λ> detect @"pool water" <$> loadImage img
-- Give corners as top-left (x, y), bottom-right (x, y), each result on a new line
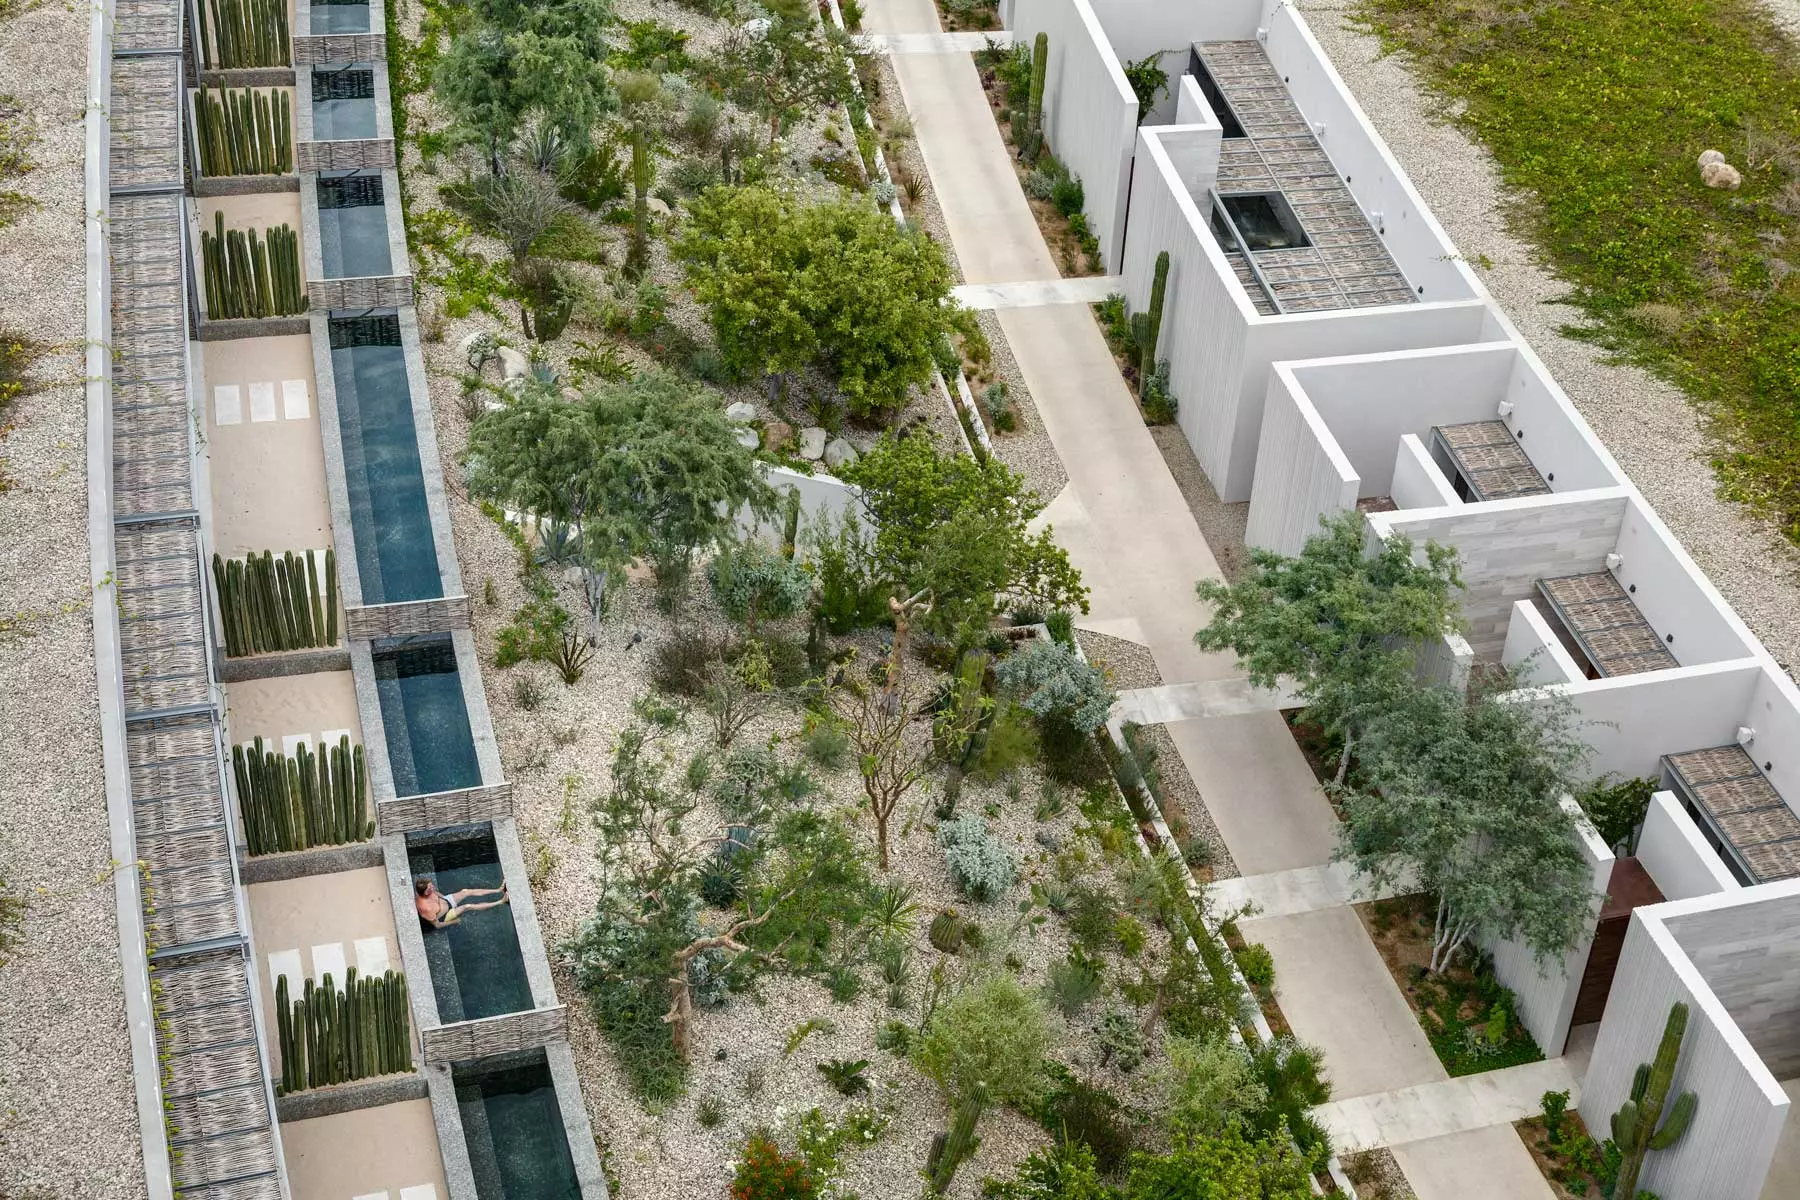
top-left (455, 1057), bottom-right (581, 1200)
top-left (310, 0), bottom-right (371, 33)
top-left (312, 69), bottom-right (378, 141)
top-left (373, 636), bottom-right (479, 797)
top-left (317, 173), bottom-right (392, 278)
top-left (330, 315), bottom-right (441, 605)
top-left (410, 829), bottom-right (534, 1024)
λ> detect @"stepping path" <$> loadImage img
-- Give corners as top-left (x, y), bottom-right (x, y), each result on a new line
top-left (1315, 1058), bottom-right (1580, 1153)
top-left (1207, 860), bottom-right (1413, 921)
top-left (952, 275), bottom-right (1125, 310)
top-left (863, 4), bottom-right (1561, 1195)
top-left (1113, 677), bottom-right (1298, 724)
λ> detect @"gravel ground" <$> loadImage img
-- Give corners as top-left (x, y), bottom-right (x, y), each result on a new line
top-left (975, 308), bottom-right (1066, 500)
top-left (0, 2), bottom-right (146, 1196)
top-left (1303, 0), bottom-right (1800, 677)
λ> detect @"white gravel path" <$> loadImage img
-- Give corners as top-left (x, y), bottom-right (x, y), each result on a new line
top-left (1301, 0), bottom-right (1800, 678)
top-left (0, 1), bottom-right (146, 1195)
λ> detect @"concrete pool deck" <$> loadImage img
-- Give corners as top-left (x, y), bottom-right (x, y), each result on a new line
top-left (281, 1097), bottom-right (448, 1200)
top-left (202, 333), bottom-right (333, 556)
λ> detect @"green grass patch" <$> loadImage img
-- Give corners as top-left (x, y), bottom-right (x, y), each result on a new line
top-left (1358, 0), bottom-right (1800, 544)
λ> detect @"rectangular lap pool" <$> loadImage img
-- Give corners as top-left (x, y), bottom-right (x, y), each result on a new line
top-left (312, 69), bottom-right (378, 141)
top-left (373, 635), bottom-right (479, 797)
top-left (316, 172), bottom-right (392, 278)
top-left (455, 1053), bottom-right (581, 1200)
top-left (409, 827), bottom-right (534, 1023)
top-left (309, 0), bottom-right (371, 33)
top-left (330, 315), bottom-right (442, 605)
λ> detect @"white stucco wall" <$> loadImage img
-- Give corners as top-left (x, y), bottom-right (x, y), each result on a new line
top-left (1638, 792), bottom-right (1741, 902)
top-left (1390, 434), bottom-right (1460, 511)
top-left (1243, 365), bottom-right (1358, 554)
top-left (1482, 796), bottom-right (1612, 1057)
top-left (1582, 899), bottom-right (1791, 1200)
top-left (1609, 498), bottom-right (1758, 668)
top-left (1535, 660), bottom-right (1765, 780)
top-left (1501, 349), bottom-right (1622, 493)
top-left (1012, 0), bottom-right (1138, 272)
top-left (1502, 599), bottom-right (1585, 686)
top-left (1745, 666), bottom-right (1800, 806)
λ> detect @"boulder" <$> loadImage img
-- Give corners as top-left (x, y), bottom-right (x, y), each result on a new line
top-left (734, 427), bottom-right (760, 450)
top-left (725, 401), bottom-right (758, 424)
top-left (1701, 160), bottom-right (1743, 190)
top-left (799, 426), bottom-right (828, 461)
top-left (1697, 148), bottom-right (1726, 168)
top-left (647, 196), bottom-right (673, 217)
top-left (823, 437), bottom-right (859, 470)
top-left (496, 346), bottom-right (530, 380)
top-left (763, 420), bottom-right (794, 451)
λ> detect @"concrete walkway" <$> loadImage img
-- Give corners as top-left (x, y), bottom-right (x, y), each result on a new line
top-left (952, 275), bottom-right (1124, 310)
top-left (1316, 1057), bottom-right (1580, 1153)
top-left (1208, 861), bottom-right (1411, 921)
top-left (857, 29), bottom-right (1014, 53)
top-left (1114, 677), bottom-right (1298, 724)
top-left (865, 4), bottom-right (1557, 1194)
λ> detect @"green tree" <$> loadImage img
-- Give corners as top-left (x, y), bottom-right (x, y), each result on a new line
top-left (435, 0), bottom-right (617, 175)
top-left (675, 187), bottom-right (960, 415)
top-left (1155, 1034), bottom-right (1269, 1140)
top-left (1338, 672), bottom-right (1598, 974)
top-left (1120, 1132), bottom-right (1313, 1200)
top-left (841, 435), bottom-right (1087, 638)
top-left (915, 973), bottom-right (1051, 1192)
top-left (720, 0), bottom-right (856, 145)
top-left (1195, 510), bottom-right (1463, 784)
top-left (465, 371), bottom-right (770, 622)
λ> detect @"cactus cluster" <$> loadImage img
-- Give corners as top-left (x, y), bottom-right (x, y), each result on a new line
top-left (197, 0), bottom-right (291, 70)
top-left (275, 968), bottom-right (412, 1094)
top-left (201, 212), bottom-right (306, 320)
top-left (1609, 1001), bottom-right (1698, 1200)
top-left (233, 734), bottom-right (371, 856)
top-left (194, 85), bottom-right (293, 178)
top-left (927, 1088), bottom-right (985, 1193)
top-left (213, 548), bottom-right (337, 656)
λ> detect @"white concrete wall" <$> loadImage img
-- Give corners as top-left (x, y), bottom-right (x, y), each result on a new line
top-left (1610, 498), bottom-right (1758, 668)
top-left (1370, 490), bottom-right (1630, 658)
top-left (1537, 660), bottom-right (1765, 781)
top-left (1483, 796), bottom-right (1612, 1057)
top-left (1745, 666), bottom-right (1800, 807)
top-left (739, 466), bottom-right (855, 559)
top-left (1418, 630), bottom-right (1474, 691)
top-left (1582, 906), bottom-right (1789, 1200)
top-left (1013, 0), bottom-right (1138, 272)
top-left (1639, 791), bottom-right (1741, 902)
top-left (1244, 365), bottom-right (1359, 554)
top-left (1502, 599), bottom-right (1585, 686)
top-left (1154, 119), bottom-right (1222, 192)
top-left (1501, 350), bottom-right (1621, 493)
top-left (1262, 4), bottom-right (1479, 306)
top-left (1084, 0), bottom-right (1258, 126)
top-left (1390, 434), bottom-right (1460, 510)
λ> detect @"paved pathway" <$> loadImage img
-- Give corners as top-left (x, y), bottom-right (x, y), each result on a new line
top-left (1114, 677), bottom-right (1297, 724)
top-left (1316, 1058), bottom-right (1579, 1153)
top-left (865, 5), bottom-right (1558, 1194)
top-left (1208, 861), bottom-right (1411, 921)
top-left (952, 275), bottom-right (1124, 310)
top-left (857, 29), bottom-right (1014, 53)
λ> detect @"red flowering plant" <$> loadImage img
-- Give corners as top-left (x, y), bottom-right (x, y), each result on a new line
top-left (731, 1132), bottom-right (819, 1200)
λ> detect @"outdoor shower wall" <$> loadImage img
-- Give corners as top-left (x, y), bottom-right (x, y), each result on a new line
top-left (1610, 499), bottom-right (1759, 668)
top-left (1011, 0), bottom-right (1137, 271)
top-left (1637, 791), bottom-right (1742, 902)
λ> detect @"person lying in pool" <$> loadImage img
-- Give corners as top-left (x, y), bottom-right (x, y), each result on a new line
top-left (414, 877), bottom-right (508, 928)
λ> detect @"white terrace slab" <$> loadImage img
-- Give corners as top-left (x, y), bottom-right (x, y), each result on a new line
top-left (858, 30), bottom-right (1015, 54)
top-left (952, 276), bottom-right (1124, 310)
top-left (1314, 1057), bottom-right (1580, 1152)
top-left (1113, 677), bottom-right (1299, 725)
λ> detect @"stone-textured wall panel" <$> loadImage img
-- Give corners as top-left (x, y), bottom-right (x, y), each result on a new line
top-left (376, 783), bottom-right (515, 835)
top-left (419, 1006), bottom-right (567, 1066)
top-left (293, 33), bottom-right (386, 65)
top-left (344, 595), bottom-right (470, 640)
top-left (296, 138), bottom-right (396, 172)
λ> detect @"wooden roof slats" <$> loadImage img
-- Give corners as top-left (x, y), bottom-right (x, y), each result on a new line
top-left (1536, 571), bottom-right (1679, 677)
top-left (1665, 746), bottom-right (1800, 884)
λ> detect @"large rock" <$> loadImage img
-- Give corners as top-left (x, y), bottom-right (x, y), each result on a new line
top-left (1701, 160), bottom-right (1743, 190)
top-left (763, 420), bottom-right (794, 452)
top-left (1697, 148), bottom-right (1726, 168)
top-left (734, 427), bottom-right (760, 450)
top-left (726, 401), bottom-right (758, 424)
top-left (823, 437), bottom-right (859, 471)
top-left (647, 196), bottom-right (673, 217)
top-left (497, 346), bottom-right (530, 380)
top-left (799, 426), bottom-right (828, 461)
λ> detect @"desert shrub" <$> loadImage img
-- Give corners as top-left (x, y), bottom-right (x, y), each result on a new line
top-left (938, 815), bottom-right (1018, 901)
top-left (810, 512), bottom-right (890, 634)
top-left (1051, 173), bottom-right (1085, 218)
top-left (876, 1019), bottom-right (913, 1054)
top-left (1097, 1007), bottom-right (1145, 1072)
top-left (997, 639), bottom-right (1114, 733)
top-left (494, 578), bottom-right (572, 668)
top-left (1140, 359), bottom-right (1177, 425)
top-left (669, 156), bottom-right (722, 196)
top-left (732, 1132), bottom-right (819, 1200)
top-left (1044, 949), bottom-right (1104, 1017)
top-left (1234, 942), bottom-right (1275, 989)
top-left (1036, 1067), bottom-right (1134, 1175)
top-left (973, 701), bottom-right (1038, 780)
top-left (802, 712), bottom-right (850, 767)
top-left (711, 744), bottom-right (779, 823)
top-left (1066, 884), bottom-right (1119, 953)
top-left (651, 629), bottom-right (728, 696)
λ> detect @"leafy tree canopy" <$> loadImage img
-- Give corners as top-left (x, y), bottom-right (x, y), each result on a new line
top-left (675, 186), bottom-right (960, 415)
top-left (914, 972), bottom-right (1050, 1108)
top-left (465, 369), bottom-right (771, 587)
top-left (840, 434), bottom-right (1087, 637)
top-left (1195, 510), bottom-right (1463, 782)
top-left (1338, 673), bottom-right (1598, 973)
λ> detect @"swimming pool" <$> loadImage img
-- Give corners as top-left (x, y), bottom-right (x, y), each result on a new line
top-left (330, 315), bottom-right (441, 605)
top-left (373, 635), bottom-right (479, 797)
top-left (316, 173), bottom-right (392, 279)
top-left (311, 69), bottom-right (378, 141)
top-left (455, 1053), bottom-right (581, 1200)
top-left (409, 828), bottom-right (534, 1024)
top-left (309, 0), bottom-right (371, 33)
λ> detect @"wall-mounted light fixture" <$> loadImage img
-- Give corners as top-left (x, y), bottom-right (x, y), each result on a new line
top-left (1604, 552), bottom-right (1623, 571)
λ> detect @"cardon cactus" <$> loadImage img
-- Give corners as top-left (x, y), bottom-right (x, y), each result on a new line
top-left (1024, 33), bottom-right (1049, 164)
top-left (1137, 251), bottom-right (1169, 386)
top-left (1610, 1002), bottom-right (1698, 1200)
top-left (927, 1088), bottom-right (985, 1193)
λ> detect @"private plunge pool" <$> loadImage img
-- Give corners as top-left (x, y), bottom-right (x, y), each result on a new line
top-left (309, 0), bottom-right (371, 33)
top-left (316, 171), bottom-right (392, 279)
top-left (312, 68), bottom-right (378, 142)
top-left (330, 314), bottom-right (441, 605)
top-left (373, 635), bottom-right (479, 797)
top-left (409, 827), bottom-right (533, 1023)
top-left (455, 1052), bottom-right (581, 1200)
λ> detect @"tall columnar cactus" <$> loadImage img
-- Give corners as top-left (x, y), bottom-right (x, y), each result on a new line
top-left (325, 547), bottom-right (339, 646)
top-left (201, 215), bottom-right (307, 320)
top-left (628, 120), bottom-right (651, 277)
top-left (277, 968), bottom-right (409, 1093)
top-left (928, 1089), bottom-right (985, 1193)
top-left (198, 0), bottom-right (291, 70)
top-left (1024, 33), bottom-right (1049, 164)
top-left (214, 548), bottom-right (338, 656)
top-left (235, 734), bottom-right (372, 855)
top-left (1610, 1002), bottom-right (1699, 1200)
top-left (276, 973), bottom-right (304, 1093)
top-left (194, 86), bottom-right (293, 177)
top-left (1137, 251), bottom-right (1170, 387)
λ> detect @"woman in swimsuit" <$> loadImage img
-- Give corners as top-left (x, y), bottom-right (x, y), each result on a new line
top-left (414, 877), bottom-right (508, 928)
